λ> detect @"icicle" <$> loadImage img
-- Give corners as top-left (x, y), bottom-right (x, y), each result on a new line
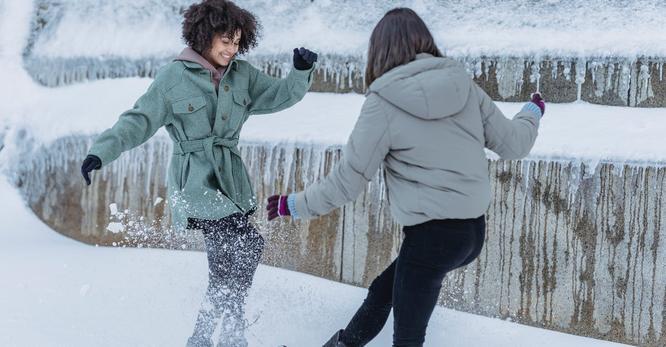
top-left (590, 61), bottom-right (598, 85)
top-left (603, 61), bottom-right (614, 96)
top-left (619, 62), bottom-right (632, 105)
top-left (551, 61), bottom-right (559, 80)
top-left (484, 59), bottom-right (490, 81)
top-left (584, 157), bottom-right (600, 178)
top-left (282, 62), bottom-right (290, 79)
top-left (530, 61), bottom-right (541, 94)
top-left (335, 67), bottom-right (341, 90)
top-left (575, 59), bottom-right (586, 101)
top-left (474, 60), bottom-right (483, 79)
top-left (282, 144), bottom-right (295, 193)
top-left (300, 147), bottom-right (311, 189)
top-left (562, 60), bottom-right (572, 81)
top-left (589, 60), bottom-right (605, 98)
top-left (635, 63), bottom-right (654, 105)
top-left (495, 58), bottom-right (524, 99)
top-left (265, 143), bottom-right (277, 187)
top-left (361, 65), bottom-right (367, 91)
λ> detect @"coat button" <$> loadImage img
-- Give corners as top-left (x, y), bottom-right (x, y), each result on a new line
top-left (222, 113), bottom-right (228, 120)
top-left (188, 104), bottom-right (194, 112)
top-left (224, 85), bottom-right (230, 92)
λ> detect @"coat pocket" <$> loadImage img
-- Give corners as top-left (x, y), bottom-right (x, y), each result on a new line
top-left (171, 95), bottom-right (210, 137)
top-left (229, 90), bottom-right (252, 129)
top-left (172, 95), bottom-right (207, 115)
top-left (232, 89), bottom-right (252, 108)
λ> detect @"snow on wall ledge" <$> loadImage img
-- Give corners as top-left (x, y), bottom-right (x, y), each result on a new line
top-left (7, 134), bottom-right (665, 346)
top-left (23, 0), bottom-right (666, 107)
top-left (24, 55), bottom-right (666, 108)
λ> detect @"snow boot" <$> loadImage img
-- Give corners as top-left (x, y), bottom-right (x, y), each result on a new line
top-left (323, 329), bottom-right (347, 347)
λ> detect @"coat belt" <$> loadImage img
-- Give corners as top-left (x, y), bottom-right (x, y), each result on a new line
top-left (173, 136), bottom-right (240, 156)
top-left (172, 136), bottom-right (245, 211)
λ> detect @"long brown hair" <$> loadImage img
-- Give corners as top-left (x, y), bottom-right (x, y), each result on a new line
top-left (365, 8), bottom-right (443, 86)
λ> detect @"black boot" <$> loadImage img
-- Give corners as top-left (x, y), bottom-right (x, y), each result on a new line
top-left (323, 329), bottom-right (347, 347)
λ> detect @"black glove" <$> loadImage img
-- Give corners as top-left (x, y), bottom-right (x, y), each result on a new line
top-left (81, 155), bottom-right (102, 185)
top-left (292, 47), bottom-right (318, 70)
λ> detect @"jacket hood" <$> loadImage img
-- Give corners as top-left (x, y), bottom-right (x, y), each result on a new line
top-left (174, 47), bottom-right (230, 84)
top-left (368, 54), bottom-right (471, 120)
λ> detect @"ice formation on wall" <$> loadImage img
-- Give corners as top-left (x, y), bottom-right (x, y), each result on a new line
top-left (20, 0), bottom-right (666, 106)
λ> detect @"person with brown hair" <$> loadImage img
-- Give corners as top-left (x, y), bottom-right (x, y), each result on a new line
top-left (79, 1), bottom-right (317, 346)
top-left (267, 7), bottom-right (544, 347)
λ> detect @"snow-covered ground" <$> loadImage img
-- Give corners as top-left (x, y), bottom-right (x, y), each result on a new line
top-left (0, 177), bottom-right (630, 347)
top-left (0, 2), bottom-right (661, 346)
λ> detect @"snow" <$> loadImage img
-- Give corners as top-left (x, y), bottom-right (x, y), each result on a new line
top-left (2, 0), bottom-right (664, 169)
top-left (0, 0), bottom-right (32, 63)
top-left (246, 95), bottom-right (666, 165)
top-left (109, 203), bottom-right (118, 216)
top-left (0, 176), bottom-right (630, 346)
top-left (1, 0), bottom-right (665, 171)
top-left (26, 0), bottom-right (666, 60)
top-left (0, 0), bottom-right (36, 92)
top-left (105, 222), bottom-right (124, 233)
top-left (34, 2), bottom-right (181, 60)
top-left (0, 3), bottom-right (659, 345)
top-left (1, 75), bottom-right (665, 167)
top-left (2, 2), bottom-right (663, 172)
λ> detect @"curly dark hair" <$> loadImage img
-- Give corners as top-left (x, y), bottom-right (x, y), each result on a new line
top-left (182, 0), bottom-right (260, 55)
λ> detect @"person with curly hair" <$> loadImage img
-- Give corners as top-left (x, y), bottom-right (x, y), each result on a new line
top-left (80, 1), bottom-right (318, 346)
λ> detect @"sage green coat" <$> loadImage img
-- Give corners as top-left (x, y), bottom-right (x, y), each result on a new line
top-left (88, 57), bottom-right (314, 230)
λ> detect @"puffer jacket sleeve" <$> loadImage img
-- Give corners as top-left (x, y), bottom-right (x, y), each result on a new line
top-left (87, 80), bottom-right (168, 167)
top-left (476, 84), bottom-right (540, 159)
top-left (292, 93), bottom-right (390, 220)
top-left (246, 63), bottom-right (314, 115)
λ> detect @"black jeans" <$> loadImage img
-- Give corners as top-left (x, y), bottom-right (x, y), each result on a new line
top-left (340, 216), bottom-right (486, 347)
top-left (187, 213), bottom-right (265, 347)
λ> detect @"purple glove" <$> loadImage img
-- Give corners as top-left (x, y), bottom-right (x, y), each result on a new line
top-left (531, 92), bottom-right (545, 116)
top-left (267, 195), bottom-right (290, 221)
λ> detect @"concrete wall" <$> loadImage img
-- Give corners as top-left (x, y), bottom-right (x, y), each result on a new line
top-left (13, 135), bottom-right (666, 346)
